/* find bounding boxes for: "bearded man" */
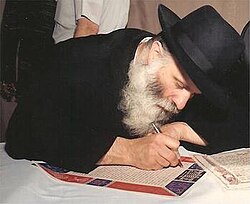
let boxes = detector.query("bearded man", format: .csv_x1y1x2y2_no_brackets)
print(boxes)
5,5,248,173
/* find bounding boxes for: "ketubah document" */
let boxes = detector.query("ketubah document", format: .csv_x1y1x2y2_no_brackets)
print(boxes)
34,156,206,197
34,148,249,197
193,148,250,189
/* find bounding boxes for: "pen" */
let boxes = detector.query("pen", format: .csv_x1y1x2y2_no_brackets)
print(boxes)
151,123,183,167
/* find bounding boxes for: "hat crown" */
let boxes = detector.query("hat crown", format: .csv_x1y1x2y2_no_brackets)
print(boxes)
172,6,244,81
158,5,244,108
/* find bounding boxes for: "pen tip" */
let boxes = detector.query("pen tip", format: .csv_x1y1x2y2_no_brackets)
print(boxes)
178,160,183,167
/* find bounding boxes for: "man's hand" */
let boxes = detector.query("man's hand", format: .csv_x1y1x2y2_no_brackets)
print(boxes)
160,122,207,146
127,132,182,170
98,122,207,170
74,17,99,38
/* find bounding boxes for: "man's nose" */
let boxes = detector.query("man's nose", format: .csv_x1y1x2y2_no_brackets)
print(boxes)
172,90,192,110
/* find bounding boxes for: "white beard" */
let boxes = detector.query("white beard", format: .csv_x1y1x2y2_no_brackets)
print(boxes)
118,58,179,136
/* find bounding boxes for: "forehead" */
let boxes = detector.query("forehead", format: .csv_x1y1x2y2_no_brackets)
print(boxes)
161,56,201,93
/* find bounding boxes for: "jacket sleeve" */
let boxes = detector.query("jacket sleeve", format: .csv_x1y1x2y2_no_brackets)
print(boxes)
5,64,121,173
176,95,249,154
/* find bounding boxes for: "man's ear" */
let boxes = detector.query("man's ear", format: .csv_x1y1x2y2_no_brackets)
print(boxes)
147,41,164,64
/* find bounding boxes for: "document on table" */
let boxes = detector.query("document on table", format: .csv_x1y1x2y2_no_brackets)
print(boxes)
193,148,250,189
34,156,206,197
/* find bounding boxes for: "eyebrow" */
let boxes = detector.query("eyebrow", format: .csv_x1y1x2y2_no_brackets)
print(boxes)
173,76,201,94
173,76,187,88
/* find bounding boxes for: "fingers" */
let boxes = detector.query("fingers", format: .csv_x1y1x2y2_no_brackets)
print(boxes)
157,146,179,167
156,155,170,168
129,133,182,170
177,122,207,146
150,134,181,167
143,149,177,170
160,133,180,150
161,122,207,146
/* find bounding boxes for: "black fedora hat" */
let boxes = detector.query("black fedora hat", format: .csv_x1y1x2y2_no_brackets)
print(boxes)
158,4,245,109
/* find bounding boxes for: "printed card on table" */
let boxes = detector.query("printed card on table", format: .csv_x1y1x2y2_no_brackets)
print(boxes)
34,156,206,197
193,148,250,189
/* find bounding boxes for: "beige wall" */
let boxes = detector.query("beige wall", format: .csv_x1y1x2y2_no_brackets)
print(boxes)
127,0,250,34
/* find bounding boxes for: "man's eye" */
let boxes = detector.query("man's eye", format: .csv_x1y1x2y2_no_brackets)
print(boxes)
176,82,184,89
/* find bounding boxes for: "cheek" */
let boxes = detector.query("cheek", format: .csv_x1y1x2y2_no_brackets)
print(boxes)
161,86,179,99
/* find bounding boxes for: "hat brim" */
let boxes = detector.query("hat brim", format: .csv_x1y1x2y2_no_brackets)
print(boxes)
161,28,229,109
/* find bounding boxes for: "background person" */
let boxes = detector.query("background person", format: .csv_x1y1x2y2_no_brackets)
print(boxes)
53,0,130,44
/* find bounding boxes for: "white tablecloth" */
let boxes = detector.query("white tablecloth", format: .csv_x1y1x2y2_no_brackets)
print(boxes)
1,143,250,204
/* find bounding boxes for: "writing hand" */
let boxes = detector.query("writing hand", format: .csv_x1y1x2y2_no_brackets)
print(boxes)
98,122,207,170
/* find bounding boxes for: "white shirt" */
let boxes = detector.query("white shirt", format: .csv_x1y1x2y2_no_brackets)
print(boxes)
53,0,130,44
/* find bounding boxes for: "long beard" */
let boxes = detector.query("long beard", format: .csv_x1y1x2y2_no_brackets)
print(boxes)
118,58,178,136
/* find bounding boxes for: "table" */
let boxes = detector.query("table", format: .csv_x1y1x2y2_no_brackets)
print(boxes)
1,143,249,204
